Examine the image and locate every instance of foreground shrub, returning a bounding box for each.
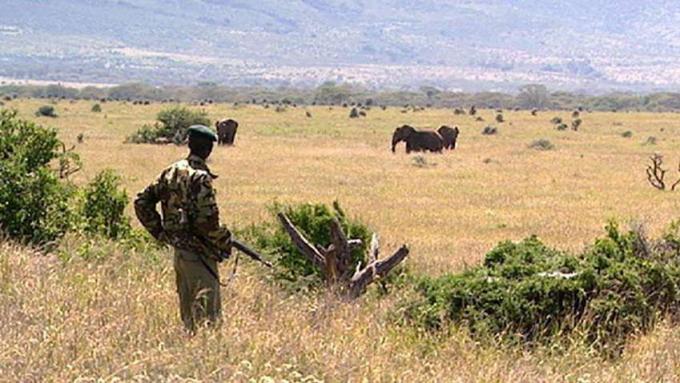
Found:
[0,110,75,244]
[78,169,131,240]
[127,106,210,144]
[241,202,373,289]
[403,222,680,354]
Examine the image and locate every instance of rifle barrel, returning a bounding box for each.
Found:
[232,239,273,268]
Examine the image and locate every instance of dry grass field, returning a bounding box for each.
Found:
[2,99,680,381]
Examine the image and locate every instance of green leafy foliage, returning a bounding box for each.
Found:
[241,201,372,289]
[127,106,210,144]
[0,109,75,244]
[91,103,102,112]
[403,222,680,354]
[78,169,131,240]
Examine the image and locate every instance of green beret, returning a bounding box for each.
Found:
[187,125,217,142]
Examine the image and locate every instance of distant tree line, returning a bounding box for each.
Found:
[3,81,680,112]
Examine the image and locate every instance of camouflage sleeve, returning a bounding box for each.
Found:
[191,173,232,252]
[134,176,164,240]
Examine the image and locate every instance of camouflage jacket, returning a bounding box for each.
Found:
[134,154,231,260]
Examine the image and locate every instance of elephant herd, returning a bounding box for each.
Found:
[215,118,460,154]
[391,125,459,153]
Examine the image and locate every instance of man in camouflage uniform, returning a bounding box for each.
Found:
[134,125,232,332]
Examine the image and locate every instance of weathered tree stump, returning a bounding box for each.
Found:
[277,213,409,298]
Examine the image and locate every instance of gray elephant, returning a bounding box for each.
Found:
[437,125,460,150]
[215,119,239,145]
[391,125,443,153]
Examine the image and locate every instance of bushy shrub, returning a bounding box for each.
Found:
[529,139,554,150]
[556,123,569,131]
[91,103,102,112]
[621,130,633,138]
[78,169,131,240]
[35,105,57,117]
[402,222,680,354]
[482,126,498,135]
[241,201,372,289]
[550,116,562,124]
[0,110,75,244]
[495,113,504,123]
[127,106,210,144]
[572,118,582,130]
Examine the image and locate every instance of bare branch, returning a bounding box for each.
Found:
[277,213,326,271]
[329,218,351,279]
[646,154,667,190]
[349,245,409,298]
[368,233,380,264]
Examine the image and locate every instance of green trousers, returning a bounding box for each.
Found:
[173,249,222,332]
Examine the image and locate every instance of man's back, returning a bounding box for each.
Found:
[134,126,230,331]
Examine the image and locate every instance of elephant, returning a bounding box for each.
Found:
[437,125,460,150]
[391,125,444,153]
[215,119,239,145]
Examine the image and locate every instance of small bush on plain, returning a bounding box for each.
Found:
[482,126,498,135]
[529,139,554,150]
[127,106,210,144]
[35,105,57,117]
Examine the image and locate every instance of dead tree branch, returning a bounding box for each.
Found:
[646,154,680,191]
[278,212,409,298]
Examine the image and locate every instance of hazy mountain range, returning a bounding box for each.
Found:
[1,0,680,92]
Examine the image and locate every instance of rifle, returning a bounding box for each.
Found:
[229,239,273,268]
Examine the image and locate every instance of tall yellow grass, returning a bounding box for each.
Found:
[2,100,680,381]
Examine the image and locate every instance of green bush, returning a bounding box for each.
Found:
[0,109,75,244]
[127,106,210,144]
[78,169,131,240]
[91,103,102,113]
[529,139,554,150]
[241,201,372,289]
[35,105,57,117]
[482,126,498,135]
[402,222,680,354]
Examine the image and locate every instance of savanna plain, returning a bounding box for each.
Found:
[2,99,680,382]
